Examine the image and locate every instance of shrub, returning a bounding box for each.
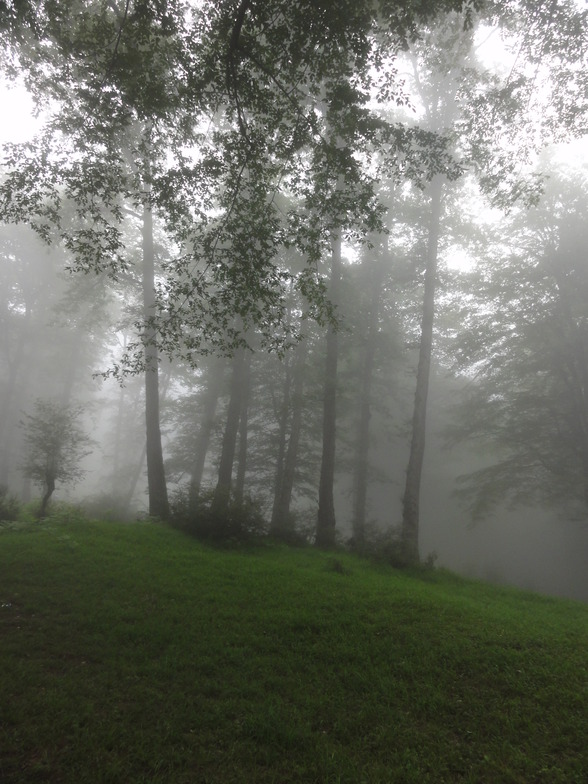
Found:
[82,494,135,522]
[41,501,89,525]
[269,509,315,546]
[18,500,41,523]
[7,499,88,525]
[169,486,267,544]
[348,525,414,568]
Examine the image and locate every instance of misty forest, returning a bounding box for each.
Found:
[1,0,588,602]
[2,3,588,783]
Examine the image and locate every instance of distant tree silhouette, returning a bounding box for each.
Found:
[21,400,93,518]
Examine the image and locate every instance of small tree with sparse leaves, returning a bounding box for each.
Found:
[21,400,93,519]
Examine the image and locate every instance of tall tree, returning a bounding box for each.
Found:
[316,233,342,548]
[211,344,249,515]
[188,357,225,503]
[395,0,587,560]
[399,7,474,562]
[351,240,388,548]
[447,161,588,519]
[401,173,445,562]
[141,164,169,518]
[1,0,474,366]
[234,350,252,506]
[2,0,515,527]
[270,337,308,536]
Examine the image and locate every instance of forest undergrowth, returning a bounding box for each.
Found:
[0,519,586,784]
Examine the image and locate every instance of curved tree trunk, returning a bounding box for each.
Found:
[401,175,443,563]
[316,233,342,548]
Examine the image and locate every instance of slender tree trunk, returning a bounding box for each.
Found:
[401,175,444,563]
[316,234,342,548]
[352,252,385,548]
[189,357,225,504]
[234,351,252,505]
[122,370,172,515]
[142,176,169,520]
[270,353,293,529]
[271,338,307,535]
[112,333,132,501]
[212,345,248,515]
[112,382,126,497]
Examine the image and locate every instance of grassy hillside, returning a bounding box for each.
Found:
[1,520,586,783]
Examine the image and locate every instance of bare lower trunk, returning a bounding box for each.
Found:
[352,253,385,548]
[212,345,248,515]
[189,358,225,505]
[142,180,169,520]
[271,338,307,534]
[234,352,252,505]
[401,176,443,563]
[316,234,342,549]
[270,355,293,528]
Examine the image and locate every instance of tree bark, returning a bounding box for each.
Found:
[142,176,169,520]
[112,380,127,497]
[270,354,292,528]
[212,344,248,515]
[271,338,307,534]
[316,234,342,548]
[352,251,385,548]
[401,175,444,563]
[189,357,225,504]
[234,351,252,505]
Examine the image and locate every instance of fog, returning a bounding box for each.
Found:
[1,1,588,604]
[332,368,588,603]
[420,377,588,603]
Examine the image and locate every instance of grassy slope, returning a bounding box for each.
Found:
[0,521,586,784]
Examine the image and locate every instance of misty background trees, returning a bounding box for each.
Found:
[0,0,587,599]
[20,399,93,518]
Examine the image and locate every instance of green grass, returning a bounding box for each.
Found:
[1,520,587,783]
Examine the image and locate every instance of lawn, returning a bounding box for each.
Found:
[1,519,586,783]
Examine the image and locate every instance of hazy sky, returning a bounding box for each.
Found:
[0,77,43,144]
